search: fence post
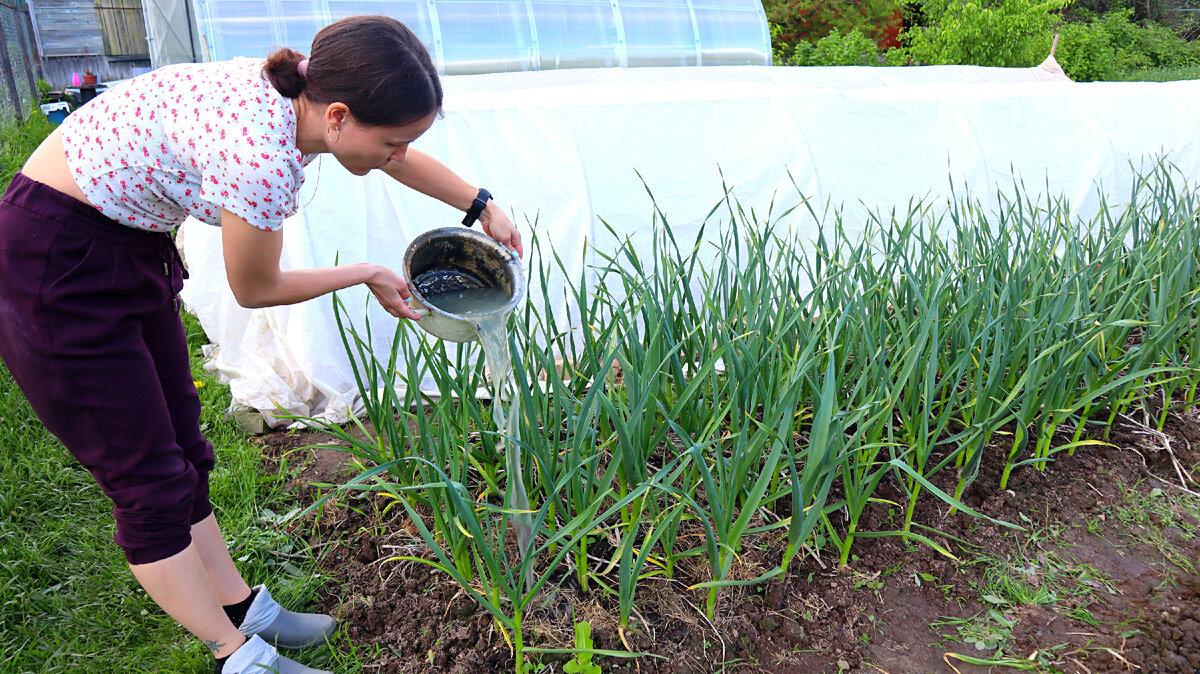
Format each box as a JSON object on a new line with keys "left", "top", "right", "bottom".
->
{"left": 20, "top": 8, "right": 38, "bottom": 102}
{"left": 0, "top": 18, "right": 23, "bottom": 122}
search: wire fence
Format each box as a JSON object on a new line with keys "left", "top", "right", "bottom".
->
{"left": 0, "top": 0, "right": 41, "bottom": 127}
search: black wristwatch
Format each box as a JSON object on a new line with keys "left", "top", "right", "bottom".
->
{"left": 461, "top": 188, "right": 492, "bottom": 227}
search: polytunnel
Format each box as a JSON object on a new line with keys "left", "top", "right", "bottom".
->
{"left": 178, "top": 0, "right": 771, "bottom": 72}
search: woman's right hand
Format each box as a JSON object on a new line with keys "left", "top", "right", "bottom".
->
{"left": 362, "top": 263, "right": 426, "bottom": 321}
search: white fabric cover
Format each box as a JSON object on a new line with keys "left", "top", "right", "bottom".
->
{"left": 178, "top": 65, "right": 1200, "bottom": 428}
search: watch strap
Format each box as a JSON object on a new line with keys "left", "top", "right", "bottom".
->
{"left": 461, "top": 188, "right": 492, "bottom": 227}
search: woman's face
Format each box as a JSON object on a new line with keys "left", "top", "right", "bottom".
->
{"left": 331, "top": 112, "right": 437, "bottom": 176}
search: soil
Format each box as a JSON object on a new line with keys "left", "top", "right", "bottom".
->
{"left": 259, "top": 404, "right": 1200, "bottom": 674}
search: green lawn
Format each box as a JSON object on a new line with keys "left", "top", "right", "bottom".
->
{"left": 0, "top": 112, "right": 54, "bottom": 188}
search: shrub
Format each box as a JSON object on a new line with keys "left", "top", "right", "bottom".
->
{"left": 766, "top": 0, "right": 903, "bottom": 47}
{"left": 1057, "top": 8, "right": 1200, "bottom": 81}
{"left": 789, "top": 28, "right": 882, "bottom": 66}
{"left": 774, "top": 27, "right": 910, "bottom": 66}
{"left": 35, "top": 79, "right": 52, "bottom": 104}
{"left": 1056, "top": 20, "right": 1118, "bottom": 80}
{"left": 906, "top": 0, "right": 1069, "bottom": 67}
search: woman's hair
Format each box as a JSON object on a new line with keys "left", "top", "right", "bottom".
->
{"left": 263, "top": 15, "right": 443, "bottom": 127}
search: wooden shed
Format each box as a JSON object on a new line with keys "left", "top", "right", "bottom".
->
{"left": 27, "top": 0, "right": 152, "bottom": 87}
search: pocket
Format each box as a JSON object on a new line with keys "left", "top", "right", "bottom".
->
{"left": 42, "top": 230, "right": 119, "bottom": 306}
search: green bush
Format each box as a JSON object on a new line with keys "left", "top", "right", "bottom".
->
{"left": 766, "top": 0, "right": 903, "bottom": 47}
{"left": 906, "top": 0, "right": 1068, "bottom": 67}
{"left": 1057, "top": 8, "right": 1200, "bottom": 81}
{"left": 774, "top": 27, "right": 910, "bottom": 66}
{"left": 769, "top": 0, "right": 1200, "bottom": 78}
{"left": 1056, "top": 21, "right": 1116, "bottom": 80}
{"left": 787, "top": 28, "right": 880, "bottom": 66}
{"left": 35, "top": 79, "right": 52, "bottom": 104}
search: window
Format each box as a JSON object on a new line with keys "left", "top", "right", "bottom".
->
{"left": 96, "top": 0, "right": 149, "bottom": 57}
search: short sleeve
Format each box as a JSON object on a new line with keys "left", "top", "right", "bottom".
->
{"left": 199, "top": 135, "right": 306, "bottom": 231}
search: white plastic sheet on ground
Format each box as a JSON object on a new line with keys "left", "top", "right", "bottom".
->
{"left": 177, "top": 64, "right": 1200, "bottom": 428}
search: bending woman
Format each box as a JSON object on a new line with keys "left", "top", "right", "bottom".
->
{"left": 0, "top": 15, "right": 520, "bottom": 674}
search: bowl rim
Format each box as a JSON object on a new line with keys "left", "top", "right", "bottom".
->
{"left": 402, "top": 227, "right": 524, "bottom": 321}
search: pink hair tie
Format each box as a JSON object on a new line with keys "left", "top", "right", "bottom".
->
{"left": 297, "top": 59, "right": 309, "bottom": 79}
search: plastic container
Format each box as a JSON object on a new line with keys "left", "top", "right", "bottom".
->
{"left": 39, "top": 101, "right": 71, "bottom": 125}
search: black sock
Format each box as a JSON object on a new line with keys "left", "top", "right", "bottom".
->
{"left": 223, "top": 587, "right": 259, "bottom": 629}
{"left": 213, "top": 654, "right": 228, "bottom": 674}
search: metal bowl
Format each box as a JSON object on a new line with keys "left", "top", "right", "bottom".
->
{"left": 402, "top": 227, "right": 524, "bottom": 342}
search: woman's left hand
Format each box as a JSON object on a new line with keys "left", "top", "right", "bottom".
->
{"left": 478, "top": 201, "right": 523, "bottom": 257}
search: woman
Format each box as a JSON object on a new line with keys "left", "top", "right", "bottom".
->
{"left": 0, "top": 15, "right": 520, "bottom": 674}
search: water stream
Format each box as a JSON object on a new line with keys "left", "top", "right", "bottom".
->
{"left": 425, "top": 288, "right": 535, "bottom": 588}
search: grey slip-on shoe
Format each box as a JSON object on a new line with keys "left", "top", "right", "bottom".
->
{"left": 220, "top": 635, "right": 331, "bottom": 674}
{"left": 238, "top": 585, "right": 338, "bottom": 651}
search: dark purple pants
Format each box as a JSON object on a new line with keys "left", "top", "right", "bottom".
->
{"left": 0, "top": 172, "right": 214, "bottom": 564}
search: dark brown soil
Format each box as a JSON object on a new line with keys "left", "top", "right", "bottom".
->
{"left": 260, "top": 406, "right": 1200, "bottom": 674}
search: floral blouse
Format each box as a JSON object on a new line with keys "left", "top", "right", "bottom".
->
{"left": 61, "top": 58, "right": 315, "bottom": 232}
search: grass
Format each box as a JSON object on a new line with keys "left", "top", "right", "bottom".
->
{"left": 933, "top": 463, "right": 1200, "bottom": 671}
{"left": 0, "top": 313, "right": 336, "bottom": 673}
{"left": 1117, "top": 65, "right": 1200, "bottom": 82}
{"left": 1, "top": 111, "right": 55, "bottom": 190}
{"left": 1109, "top": 476, "right": 1200, "bottom": 580}
{"left": 935, "top": 524, "right": 1118, "bottom": 670}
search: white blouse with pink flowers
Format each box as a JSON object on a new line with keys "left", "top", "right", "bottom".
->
{"left": 61, "top": 58, "right": 316, "bottom": 233}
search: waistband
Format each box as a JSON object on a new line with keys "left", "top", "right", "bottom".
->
{"left": 2, "top": 171, "right": 171, "bottom": 249}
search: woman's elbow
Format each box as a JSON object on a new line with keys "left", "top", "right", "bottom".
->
{"left": 229, "top": 284, "right": 274, "bottom": 309}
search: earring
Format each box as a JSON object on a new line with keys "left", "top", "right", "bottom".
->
{"left": 328, "top": 126, "right": 341, "bottom": 144}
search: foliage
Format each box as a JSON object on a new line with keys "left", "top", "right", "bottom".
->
{"left": 1070, "top": 0, "right": 1200, "bottom": 26}
{"left": 1057, "top": 8, "right": 1200, "bottom": 80}
{"left": 35, "top": 78, "right": 53, "bottom": 103}
{"left": 1056, "top": 19, "right": 1119, "bottom": 80}
{"left": 767, "top": 0, "right": 1200, "bottom": 77}
{"left": 773, "top": 26, "right": 908, "bottom": 66}
{"left": 562, "top": 622, "right": 602, "bottom": 674}
{"left": 765, "top": 0, "right": 903, "bottom": 46}
{"left": 1, "top": 111, "right": 55, "bottom": 190}
{"left": 906, "top": 0, "right": 1068, "bottom": 67}
{"left": 312, "top": 164, "right": 1200, "bottom": 671}
{"left": 1155, "top": 0, "right": 1197, "bottom": 24}
{"left": 1117, "top": 64, "right": 1200, "bottom": 81}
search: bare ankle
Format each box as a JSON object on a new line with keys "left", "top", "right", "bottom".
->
{"left": 205, "top": 631, "right": 247, "bottom": 659}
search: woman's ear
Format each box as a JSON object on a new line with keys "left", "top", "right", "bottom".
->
{"left": 324, "top": 102, "right": 350, "bottom": 128}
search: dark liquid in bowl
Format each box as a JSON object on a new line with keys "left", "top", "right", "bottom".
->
{"left": 424, "top": 287, "right": 512, "bottom": 317}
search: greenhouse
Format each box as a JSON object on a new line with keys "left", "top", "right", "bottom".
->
{"left": 149, "top": 0, "right": 770, "bottom": 71}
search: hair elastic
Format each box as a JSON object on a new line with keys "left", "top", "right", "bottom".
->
{"left": 297, "top": 59, "right": 309, "bottom": 79}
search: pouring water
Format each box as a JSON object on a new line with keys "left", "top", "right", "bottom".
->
{"left": 403, "top": 228, "right": 533, "bottom": 588}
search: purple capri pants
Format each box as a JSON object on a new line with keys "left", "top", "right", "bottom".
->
{"left": 0, "top": 172, "right": 214, "bottom": 564}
